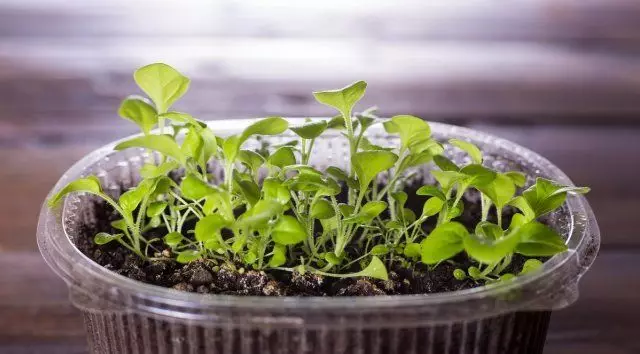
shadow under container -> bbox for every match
[37,120,600,354]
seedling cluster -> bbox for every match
[49,63,589,284]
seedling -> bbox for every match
[49,63,589,284]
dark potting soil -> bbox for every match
[74,183,536,297]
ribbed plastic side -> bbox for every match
[82,311,550,354]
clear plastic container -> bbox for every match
[37,120,599,354]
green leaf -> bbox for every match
[520,259,543,275]
[140,161,180,179]
[370,245,389,256]
[237,149,265,173]
[176,250,202,263]
[463,225,521,264]
[421,222,467,264]
[290,120,328,139]
[431,170,466,194]
[94,232,122,245]
[433,155,459,172]
[398,151,435,171]
[241,116,289,142]
[338,204,355,217]
[269,244,287,267]
[234,177,261,206]
[416,185,446,200]
[195,214,230,243]
[359,136,393,151]
[313,81,367,121]
[421,197,444,219]
[48,176,103,206]
[505,171,527,187]
[515,222,568,256]
[118,95,158,134]
[261,178,290,206]
[267,146,296,169]
[146,201,167,218]
[404,243,422,259]
[159,111,203,126]
[326,166,358,189]
[474,221,504,241]
[115,135,186,165]
[111,219,128,233]
[181,127,203,161]
[383,115,431,151]
[134,63,190,114]
[477,173,516,210]
[450,139,483,164]
[460,164,497,188]
[272,215,306,245]
[236,199,283,229]
[391,191,408,210]
[311,199,335,219]
[343,201,387,224]
[508,196,536,222]
[351,150,398,190]
[118,181,152,213]
[180,174,221,200]
[164,232,183,247]
[523,178,589,218]
[347,256,388,280]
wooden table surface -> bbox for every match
[2,1,640,353]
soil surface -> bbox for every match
[75,183,535,297]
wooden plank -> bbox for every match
[3,39,640,121]
[0,251,636,353]
[1,0,640,44]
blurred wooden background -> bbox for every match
[1,0,639,353]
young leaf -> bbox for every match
[140,161,180,179]
[94,232,123,245]
[515,222,568,256]
[520,259,543,275]
[236,199,283,228]
[416,185,446,200]
[421,222,467,264]
[383,115,431,151]
[146,201,167,218]
[267,146,296,169]
[181,127,203,160]
[450,139,482,164]
[176,250,202,263]
[463,225,521,264]
[115,135,186,165]
[523,178,590,218]
[134,63,190,113]
[433,155,459,172]
[234,177,261,206]
[508,196,536,222]
[476,173,516,211]
[421,197,444,219]
[48,176,103,206]
[241,116,289,142]
[269,244,287,267]
[118,95,158,134]
[352,150,398,190]
[313,81,367,121]
[310,199,335,219]
[326,166,358,189]
[272,215,306,245]
[118,180,153,213]
[391,191,408,210]
[164,232,183,247]
[505,171,527,187]
[404,243,422,259]
[431,170,466,194]
[195,214,230,243]
[349,256,388,280]
[237,150,265,174]
[181,174,221,200]
[343,201,387,224]
[370,245,389,256]
[262,178,291,205]
[474,221,503,241]
[359,136,393,151]
[290,120,328,139]
[159,111,203,127]
[460,164,497,188]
